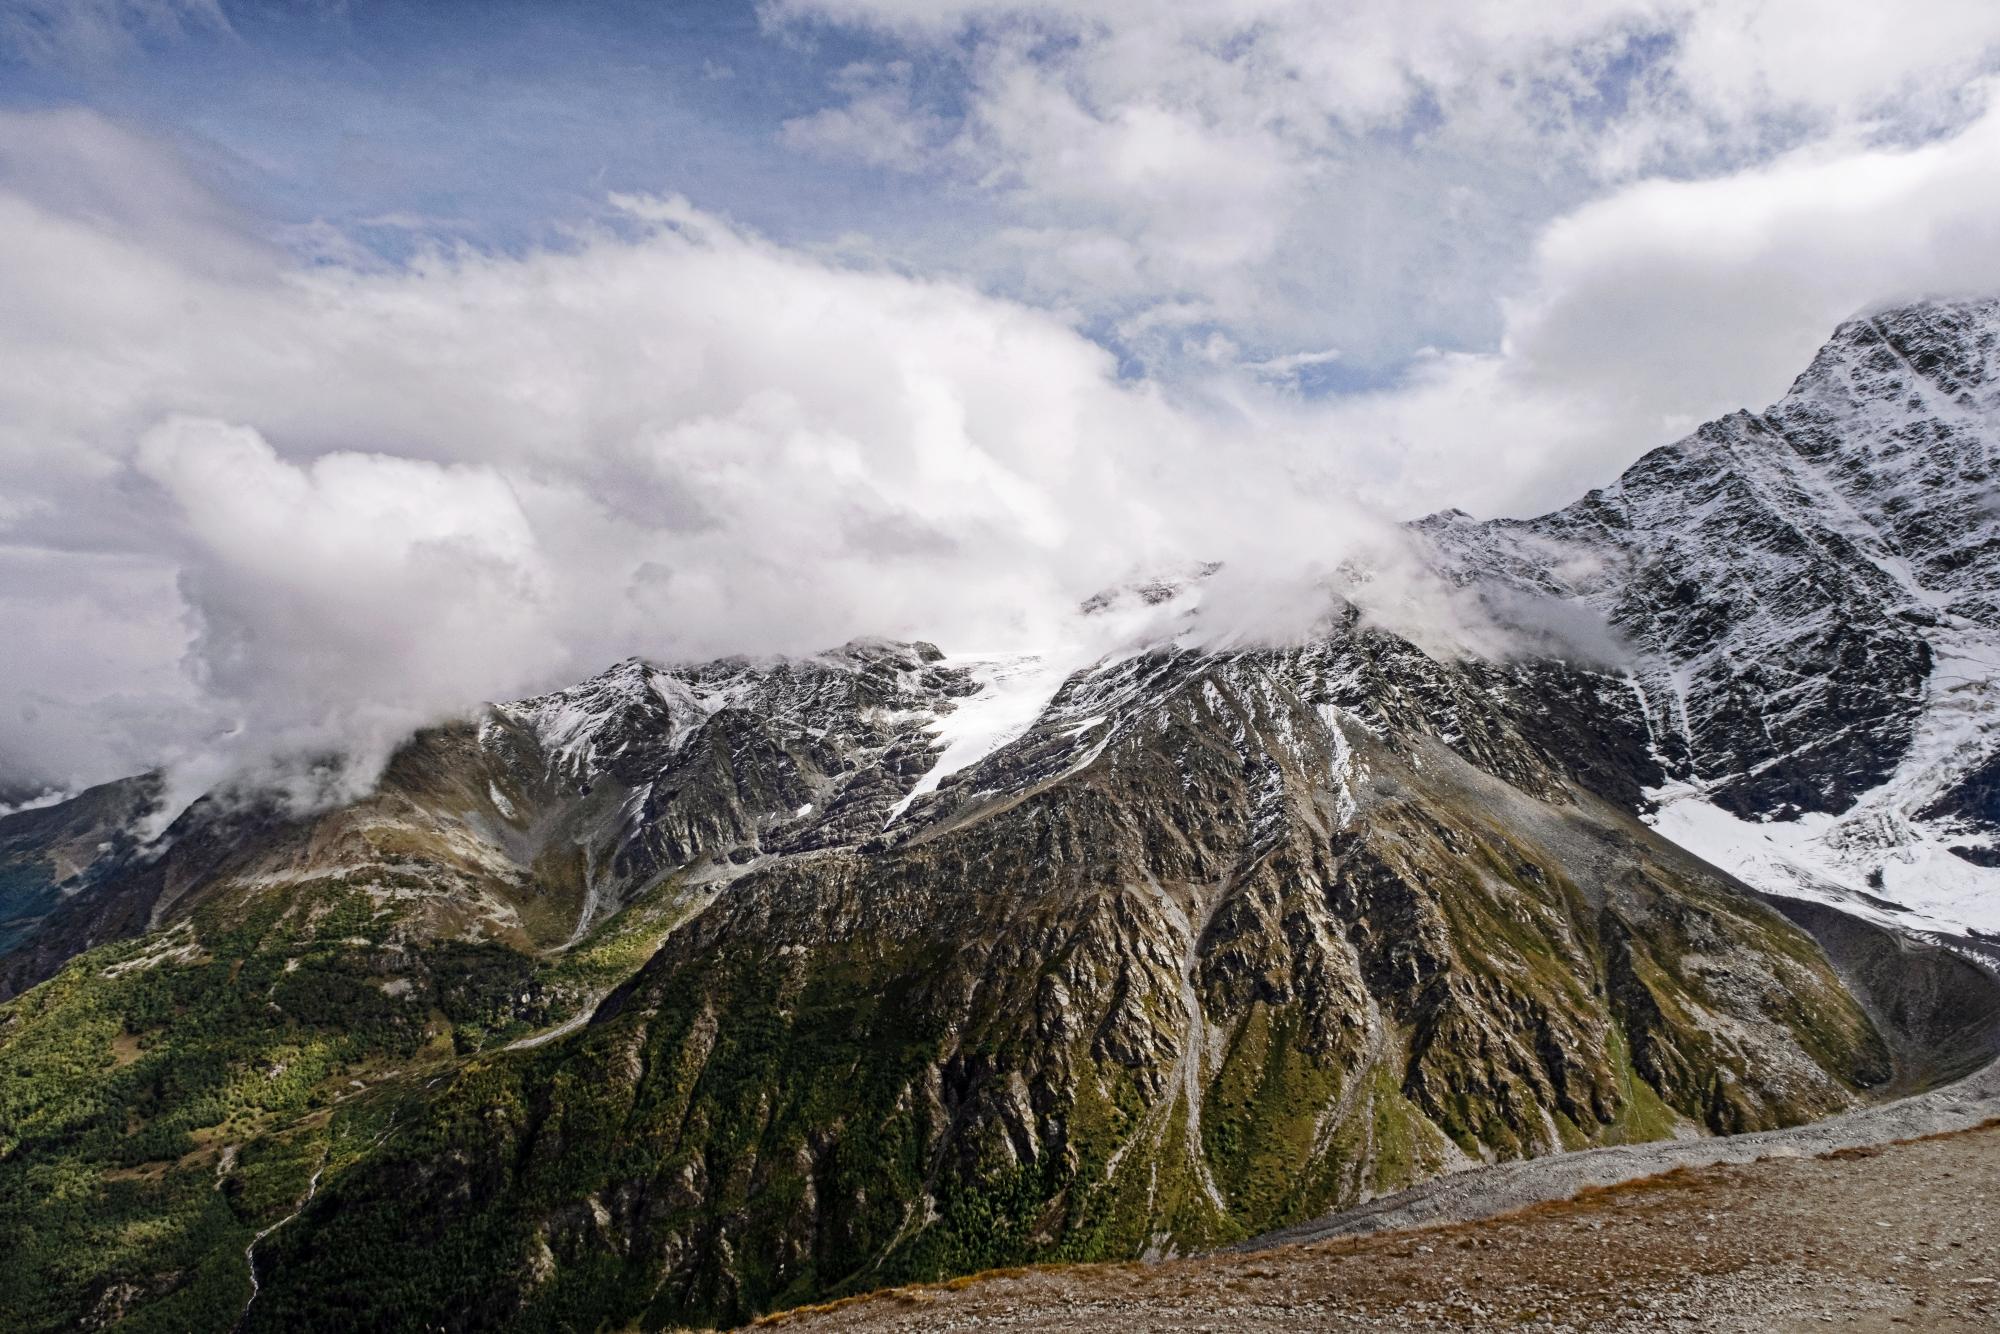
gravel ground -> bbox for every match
[1248,1051,2000,1250]
[755,1117,2000,1332]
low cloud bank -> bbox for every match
[0,112,1392,810]
[8,89,2000,821]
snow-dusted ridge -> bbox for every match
[882,651,1059,827]
[1428,296,2000,942]
[30,295,1971,979]
[1645,613,2000,938]
[436,301,2000,949]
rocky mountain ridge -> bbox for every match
[0,297,1996,1331]
[235,625,1894,1330]
[1422,296,2000,941]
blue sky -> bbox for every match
[3,5,2000,378]
[13,1,1992,382]
[5,0,2000,792]
[0,0,1662,378]
[2,3,944,253]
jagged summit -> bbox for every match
[1797,296,2000,405]
[1420,295,2000,940]
[1079,560,1223,615]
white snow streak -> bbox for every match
[884,651,1068,826]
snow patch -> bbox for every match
[1315,703,1359,828]
[1649,790,2000,939]
[1648,615,2000,940]
[884,651,1070,826]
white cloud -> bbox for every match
[0,548,199,788]
[767,0,2000,367]
[761,2,2000,518]
[1660,0,2000,132]
[773,0,2000,141]
[780,61,946,171]
[0,112,1393,798]
[10,3,2000,806]
[1307,93,2000,518]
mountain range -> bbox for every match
[2,297,1997,1332]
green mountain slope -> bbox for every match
[0,632,1906,1332]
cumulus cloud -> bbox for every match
[766,0,2000,369]
[9,3,2000,814]
[1308,92,2000,516]
[132,418,559,791]
[0,547,199,789]
[780,61,946,172]
[0,110,1386,800]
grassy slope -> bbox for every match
[0,865,701,1334]
[242,818,1888,1331]
[0,721,1894,1334]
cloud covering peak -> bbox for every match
[0,111,1396,796]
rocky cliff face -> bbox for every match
[1422,297,2000,940]
[1,299,1995,1332]
[0,774,158,957]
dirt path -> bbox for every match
[759,1118,2000,1332]
[504,1002,597,1051]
